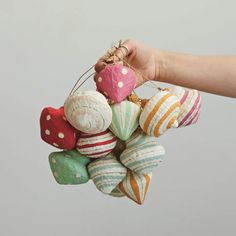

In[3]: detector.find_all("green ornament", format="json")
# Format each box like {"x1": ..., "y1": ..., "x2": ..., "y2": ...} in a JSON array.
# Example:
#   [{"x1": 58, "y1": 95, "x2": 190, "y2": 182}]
[{"x1": 49, "y1": 149, "x2": 91, "y2": 185}]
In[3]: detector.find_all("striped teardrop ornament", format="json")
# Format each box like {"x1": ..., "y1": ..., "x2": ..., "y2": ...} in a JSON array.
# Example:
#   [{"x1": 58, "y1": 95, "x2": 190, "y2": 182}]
[
  {"x1": 120, "y1": 130, "x2": 165, "y2": 174},
  {"x1": 64, "y1": 91, "x2": 112, "y2": 134},
  {"x1": 88, "y1": 153, "x2": 127, "y2": 194},
  {"x1": 119, "y1": 171, "x2": 152, "y2": 205},
  {"x1": 139, "y1": 90, "x2": 180, "y2": 137},
  {"x1": 170, "y1": 86, "x2": 201, "y2": 127},
  {"x1": 76, "y1": 130, "x2": 117, "y2": 158},
  {"x1": 109, "y1": 101, "x2": 141, "y2": 141}
]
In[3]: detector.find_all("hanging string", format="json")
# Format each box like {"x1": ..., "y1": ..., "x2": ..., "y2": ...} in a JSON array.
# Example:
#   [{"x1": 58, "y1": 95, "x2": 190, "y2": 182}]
[
  {"x1": 68, "y1": 42, "x2": 163, "y2": 98},
  {"x1": 72, "y1": 72, "x2": 96, "y2": 95},
  {"x1": 69, "y1": 64, "x2": 95, "y2": 96}
]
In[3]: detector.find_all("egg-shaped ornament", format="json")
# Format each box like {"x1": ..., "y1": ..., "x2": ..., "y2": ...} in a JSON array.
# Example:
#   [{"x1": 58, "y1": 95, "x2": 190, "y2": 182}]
[
  {"x1": 109, "y1": 100, "x2": 141, "y2": 141},
  {"x1": 76, "y1": 130, "x2": 117, "y2": 158},
  {"x1": 139, "y1": 90, "x2": 181, "y2": 137},
  {"x1": 88, "y1": 153, "x2": 127, "y2": 194},
  {"x1": 96, "y1": 64, "x2": 137, "y2": 103},
  {"x1": 64, "y1": 91, "x2": 112, "y2": 134},
  {"x1": 120, "y1": 130, "x2": 165, "y2": 174},
  {"x1": 170, "y1": 86, "x2": 201, "y2": 127}
]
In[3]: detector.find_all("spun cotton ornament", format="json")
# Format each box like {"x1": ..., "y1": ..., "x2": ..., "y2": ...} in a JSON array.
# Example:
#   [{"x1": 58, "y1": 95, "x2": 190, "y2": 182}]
[
  {"x1": 139, "y1": 90, "x2": 181, "y2": 137},
  {"x1": 76, "y1": 130, "x2": 117, "y2": 158},
  {"x1": 170, "y1": 86, "x2": 201, "y2": 127},
  {"x1": 40, "y1": 106, "x2": 78, "y2": 150},
  {"x1": 109, "y1": 100, "x2": 141, "y2": 141},
  {"x1": 88, "y1": 153, "x2": 127, "y2": 194},
  {"x1": 96, "y1": 64, "x2": 137, "y2": 103},
  {"x1": 64, "y1": 91, "x2": 112, "y2": 134},
  {"x1": 49, "y1": 149, "x2": 91, "y2": 185},
  {"x1": 119, "y1": 171, "x2": 152, "y2": 205},
  {"x1": 120, "y1": 130, "x2": 165, "y2": 174}
]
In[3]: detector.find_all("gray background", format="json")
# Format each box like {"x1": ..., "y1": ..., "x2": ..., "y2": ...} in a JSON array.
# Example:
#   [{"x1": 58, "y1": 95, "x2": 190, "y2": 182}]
[{"x1": 0, "y1": 0, "x2": 236, "y2": 235}]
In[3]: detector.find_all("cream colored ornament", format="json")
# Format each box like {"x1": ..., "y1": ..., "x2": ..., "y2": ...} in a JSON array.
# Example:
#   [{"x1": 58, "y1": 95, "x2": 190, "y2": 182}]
[
  {"x1": 64, "y1": 91, "x2": 112, "y2": 134},
  {"x1": 139, "y1": 90, "x2": 180, "y2": 137}
]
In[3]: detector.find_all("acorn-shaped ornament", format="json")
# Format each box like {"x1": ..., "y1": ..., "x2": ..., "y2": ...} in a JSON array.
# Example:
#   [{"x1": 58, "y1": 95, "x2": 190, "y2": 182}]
[
  {"x1": 109, "y1": 100, "x2": 141, "y2": 141},
  {"x1": 119, "y1": 171, "x2": 152, "y2": 205}
]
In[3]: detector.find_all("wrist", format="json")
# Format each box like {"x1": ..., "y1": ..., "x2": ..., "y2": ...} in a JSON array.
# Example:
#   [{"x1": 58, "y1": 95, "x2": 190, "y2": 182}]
[{"x1": 154, "y1": 49, "x2": 168, "y2": 82}]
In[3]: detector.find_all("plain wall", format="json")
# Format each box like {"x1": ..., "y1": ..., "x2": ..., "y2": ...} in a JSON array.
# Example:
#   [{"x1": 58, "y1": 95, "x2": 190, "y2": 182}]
[{"x1": 0, "y1": 0, "x2": 236, "y2": 235}]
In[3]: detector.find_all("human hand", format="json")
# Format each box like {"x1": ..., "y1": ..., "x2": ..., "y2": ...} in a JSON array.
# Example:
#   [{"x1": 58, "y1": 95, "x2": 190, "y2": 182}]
[
  {"x1": 94, "y1": 39, "x2": 160, "y2": 87},
  {"x1": 95, "y1": 39, "x2": 236, "y2": 98}
]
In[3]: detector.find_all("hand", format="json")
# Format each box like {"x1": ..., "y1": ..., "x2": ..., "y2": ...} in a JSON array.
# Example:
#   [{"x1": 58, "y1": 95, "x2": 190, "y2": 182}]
[{"x1": 94, "y1": 39, "x2": 160, "y2": 87}]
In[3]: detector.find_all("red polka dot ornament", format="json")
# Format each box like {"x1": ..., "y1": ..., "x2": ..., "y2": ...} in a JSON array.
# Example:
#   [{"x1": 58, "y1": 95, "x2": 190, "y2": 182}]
[{"x1": 40, "y1": 107, "x2": 78, "y2": 150}]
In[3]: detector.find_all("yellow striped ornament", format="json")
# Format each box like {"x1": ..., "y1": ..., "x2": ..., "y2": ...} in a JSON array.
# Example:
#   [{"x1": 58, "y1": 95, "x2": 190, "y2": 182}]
[
  {"x1": 118, "y1": 171, "x2": 152, "y2": 205},
  {"x1": 139, "y1": 90, "x2": 181, "y2": 137}
]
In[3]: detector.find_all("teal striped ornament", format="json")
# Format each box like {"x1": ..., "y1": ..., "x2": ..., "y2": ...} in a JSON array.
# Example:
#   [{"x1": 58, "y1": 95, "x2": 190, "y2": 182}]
[
  {"x1": 120, "y1": 130, "x2": 165, "y2": 174},
  {"x1": 109, "y1": 101, "x2": 141, "y2": 141},
  {"x1": 88, "y1": 153, "x2": 127, "y2": 194}
]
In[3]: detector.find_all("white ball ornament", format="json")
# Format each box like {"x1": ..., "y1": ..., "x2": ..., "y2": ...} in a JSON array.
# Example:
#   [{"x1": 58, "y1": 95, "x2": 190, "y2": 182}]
[{"x1": 64, "y1": 91, "x2": 112, "y2": 134}]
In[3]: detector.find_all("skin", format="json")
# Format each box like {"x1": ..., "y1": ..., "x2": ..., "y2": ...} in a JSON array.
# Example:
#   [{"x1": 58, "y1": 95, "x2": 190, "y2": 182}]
[{"x1": 95, "y1": 39, "x2": 236, "y2": 98}]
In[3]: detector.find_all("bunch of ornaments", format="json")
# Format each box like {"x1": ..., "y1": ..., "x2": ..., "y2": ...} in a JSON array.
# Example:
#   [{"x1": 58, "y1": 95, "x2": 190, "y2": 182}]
[{"x1": 40, "y1": 63, "x2": 201, "y2": 205}]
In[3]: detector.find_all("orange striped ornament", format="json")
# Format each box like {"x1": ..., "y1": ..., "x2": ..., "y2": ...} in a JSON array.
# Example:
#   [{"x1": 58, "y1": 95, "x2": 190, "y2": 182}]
[
  {"x1": 118, "y1": 171, "x2": 152, "y2": 205},
  {"x1": 139, "y1": 90, "x2": 180, "y2": 137}
]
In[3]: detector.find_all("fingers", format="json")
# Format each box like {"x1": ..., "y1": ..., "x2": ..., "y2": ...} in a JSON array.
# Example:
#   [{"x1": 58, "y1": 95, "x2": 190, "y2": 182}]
[
  {"x1": 94, "y1": 39, "x2": 136, "y2": 73},
  {"x1": 94, "y1": 59, "x2": 106, "y2": 74},
  {"x1": 113, "y1": 39, "x2": 133, "y2": 61}
]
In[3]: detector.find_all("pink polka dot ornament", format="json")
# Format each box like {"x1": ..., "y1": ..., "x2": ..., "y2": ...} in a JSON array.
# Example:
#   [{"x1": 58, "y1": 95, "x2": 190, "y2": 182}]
[{"x1": 96, "y1": 64, "x2": 137, "y2": 103}]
